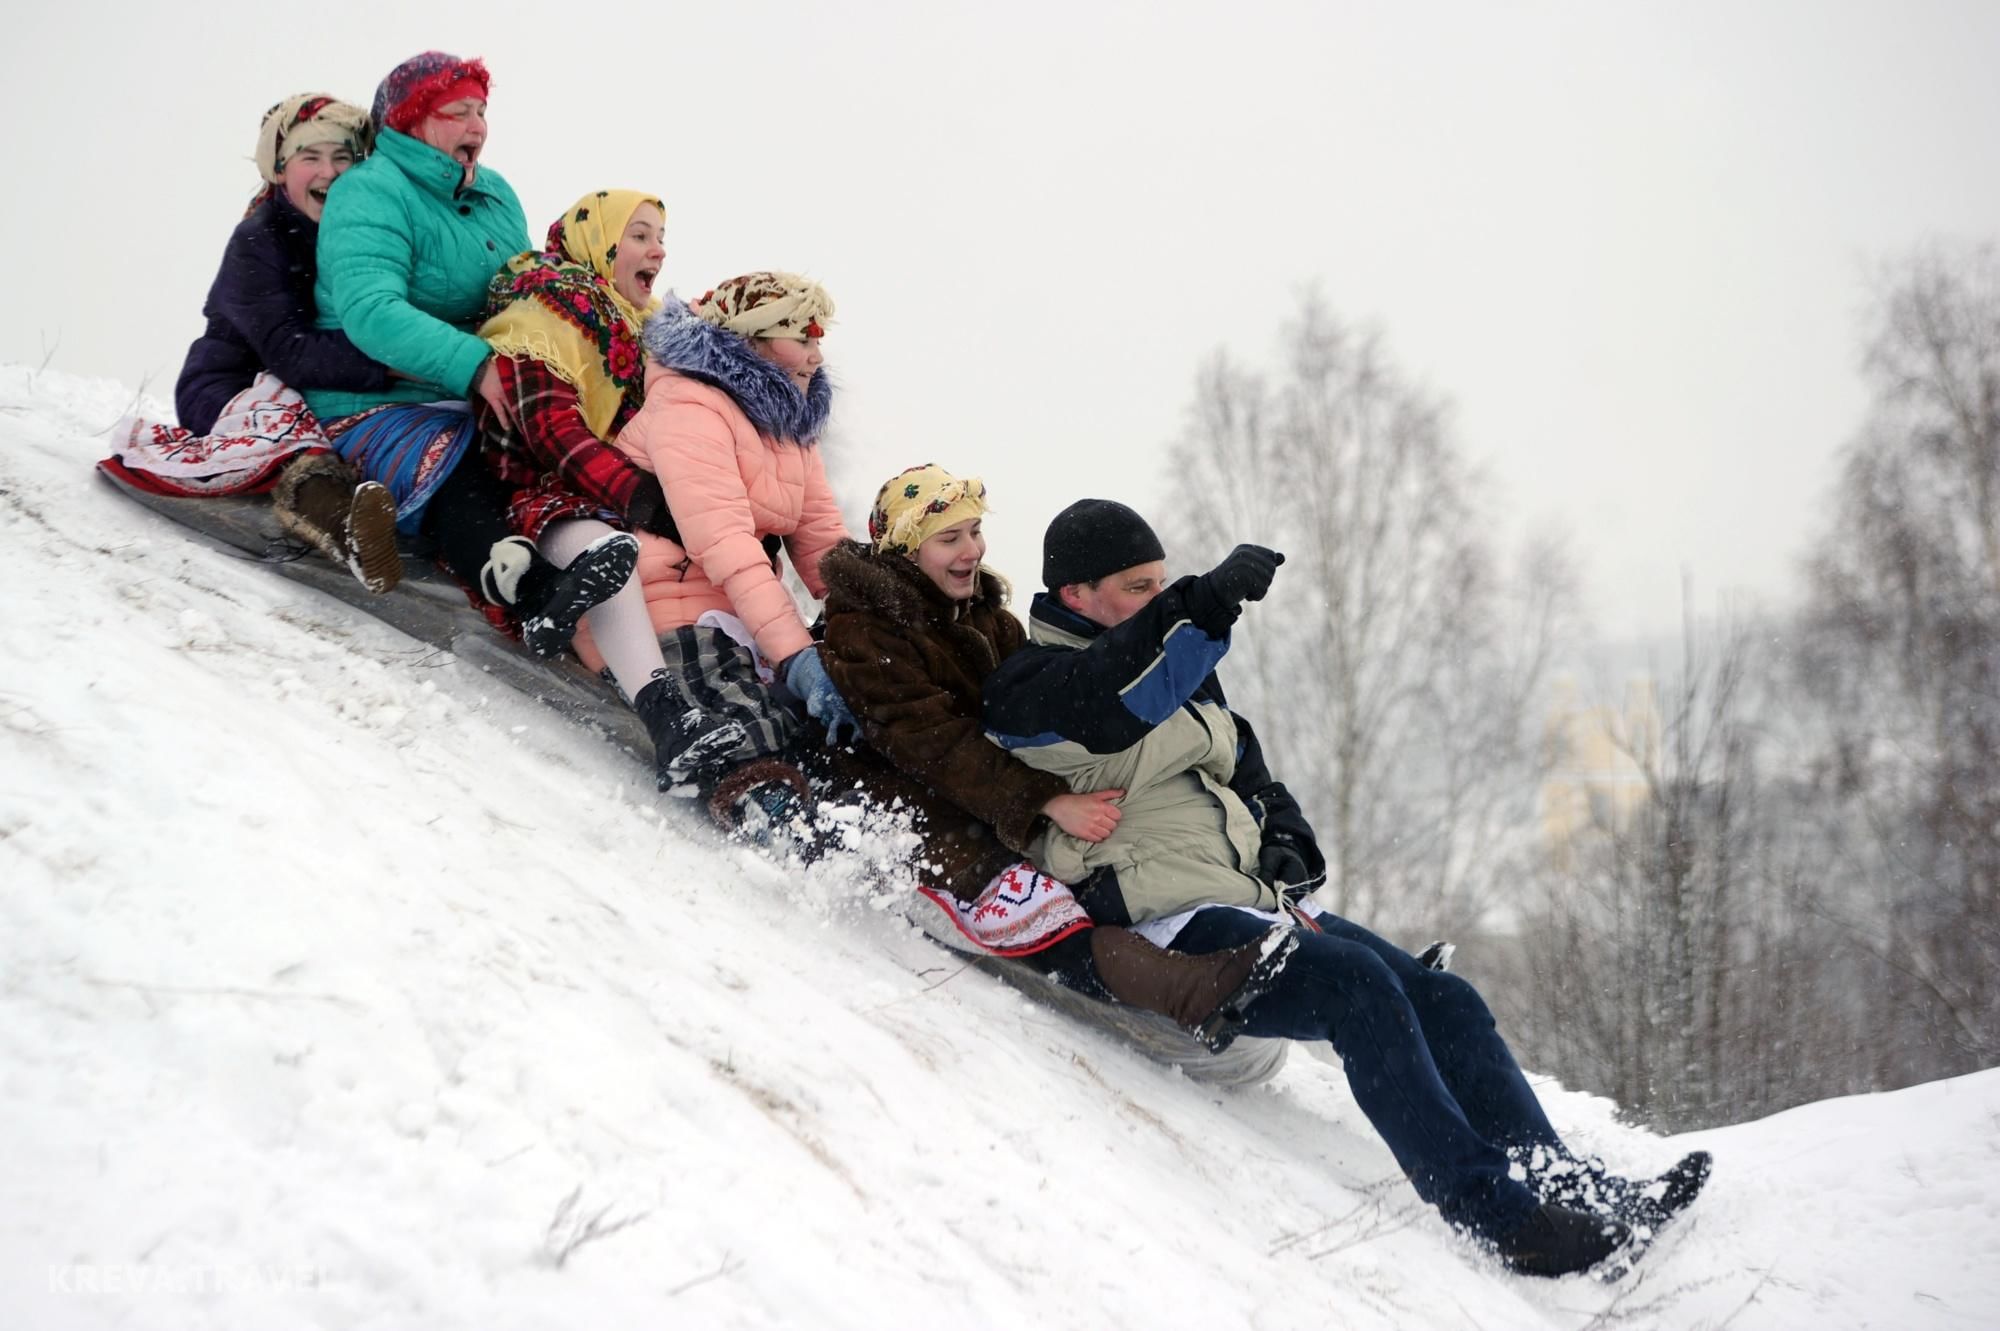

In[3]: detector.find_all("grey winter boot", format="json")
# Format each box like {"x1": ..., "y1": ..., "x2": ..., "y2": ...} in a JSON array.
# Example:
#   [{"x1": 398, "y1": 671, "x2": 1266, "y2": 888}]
[
  {"x1": 1088, "y1": 924, "x2": 1300, "y2": 1052},
  {"x1": 272, "y1": 452, "x2": 402, "y2": 593}
]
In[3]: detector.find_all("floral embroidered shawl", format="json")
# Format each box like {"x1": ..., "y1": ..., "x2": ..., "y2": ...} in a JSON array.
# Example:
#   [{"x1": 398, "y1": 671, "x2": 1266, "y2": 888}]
[{"x1": 479, "y1": 189, "x2": 664, "y2": 440}]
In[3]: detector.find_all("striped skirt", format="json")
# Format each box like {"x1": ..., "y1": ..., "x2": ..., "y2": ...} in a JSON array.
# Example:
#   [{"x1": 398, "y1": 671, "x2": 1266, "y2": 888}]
[{"x1": 323, "y1": 402, "x2": 476, "y2": 535}]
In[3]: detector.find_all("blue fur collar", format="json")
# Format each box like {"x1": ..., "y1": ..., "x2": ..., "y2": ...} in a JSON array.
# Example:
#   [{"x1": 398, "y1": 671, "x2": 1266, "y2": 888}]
[{"x1": 641, "y1": 297, "x2": 832, "y2": 445}]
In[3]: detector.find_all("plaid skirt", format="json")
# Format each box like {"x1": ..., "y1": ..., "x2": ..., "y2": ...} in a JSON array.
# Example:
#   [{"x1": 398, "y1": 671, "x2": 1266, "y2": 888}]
[{"x1": 651, "y1": 624, "x2": 801, "y2": 772}]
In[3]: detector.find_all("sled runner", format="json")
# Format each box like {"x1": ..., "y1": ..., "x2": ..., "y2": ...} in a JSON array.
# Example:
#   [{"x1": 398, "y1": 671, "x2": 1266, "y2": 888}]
[
  {"x1": 96, "y1": 466, "x2": 1289, "y2": 1088},
  {"x1": 916, "y1": 920, "x2": 1286, "y2": 1087}
]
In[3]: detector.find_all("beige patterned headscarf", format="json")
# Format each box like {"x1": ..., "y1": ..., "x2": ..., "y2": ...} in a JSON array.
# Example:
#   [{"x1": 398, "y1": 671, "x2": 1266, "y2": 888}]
[
  {"x1": 255, "y1": 93, "x2": 372, "y2": 183},
  {"x1": 692, "y1": 271, "x2": 834, "y2": 341}
]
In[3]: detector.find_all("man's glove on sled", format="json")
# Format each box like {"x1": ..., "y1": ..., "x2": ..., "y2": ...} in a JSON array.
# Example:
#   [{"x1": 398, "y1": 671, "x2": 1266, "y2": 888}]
[
  {"x1": 1258, "y1": 841, "x2": 1315, "y2": 899},
  {"x1": 1186, "y1": 544, "x2": 1285, "y2": 633},
  {"x1": 783, "y1": 646, "x2": 861, "y2": 746}
]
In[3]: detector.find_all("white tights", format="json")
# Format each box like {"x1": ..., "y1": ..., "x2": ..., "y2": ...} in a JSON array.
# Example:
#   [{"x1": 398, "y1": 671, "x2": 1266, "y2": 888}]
[{"x1": 537, "y1": 518, "x2": 667, "y2": 704}]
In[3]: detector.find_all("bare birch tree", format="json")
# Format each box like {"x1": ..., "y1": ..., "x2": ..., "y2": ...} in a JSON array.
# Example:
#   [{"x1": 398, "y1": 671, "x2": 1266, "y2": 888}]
[
  {"x1": 1158, "y1": 292, "x2": 1576, "y2": 935},
  {"x1": 1791, "y1": 240, "x2": 2000, "y2": 1079},
  {"x1": 1500, "y1": 243, "x2": 2000, "y2": 1130}
]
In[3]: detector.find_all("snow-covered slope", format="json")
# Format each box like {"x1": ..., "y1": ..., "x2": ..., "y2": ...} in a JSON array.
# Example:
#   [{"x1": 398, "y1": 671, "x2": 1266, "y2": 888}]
[{"x1": 3, "y1": 365, "x2": 1996, "y2": 1330}]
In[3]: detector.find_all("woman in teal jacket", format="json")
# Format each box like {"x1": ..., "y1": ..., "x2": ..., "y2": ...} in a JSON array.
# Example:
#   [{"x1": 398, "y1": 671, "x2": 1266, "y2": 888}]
[{"x1": 307, "y1": 50, "x2": 633, "y2": 654}]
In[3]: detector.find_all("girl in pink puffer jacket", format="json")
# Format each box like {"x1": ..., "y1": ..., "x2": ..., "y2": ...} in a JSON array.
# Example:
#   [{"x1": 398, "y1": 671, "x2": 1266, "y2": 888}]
[{"x1": 587, "y1": 272, "x2": 858, "y2": 837}]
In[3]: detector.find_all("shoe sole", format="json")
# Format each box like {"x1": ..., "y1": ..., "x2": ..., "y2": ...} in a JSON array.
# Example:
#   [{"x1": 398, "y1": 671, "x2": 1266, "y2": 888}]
[
  {"x1": 1594, "y1": 1153, "x2": 1711, "y2": 1282},
  {"x1": 345, "y1": 482, "x2": 403, "y2": 594},
  {"x1": 522, "y1": 534, "x2": 640, "y2": 658},
  {"x1": 1655, "y1": 1150, "x2": 1712, "y2": 1216},
  {"x1": 1196, "y1": 926, "x2": 1302, "y2": 1053},
  {"x1": 732, "y1": 788, "x2": 807, "y2": 849}
]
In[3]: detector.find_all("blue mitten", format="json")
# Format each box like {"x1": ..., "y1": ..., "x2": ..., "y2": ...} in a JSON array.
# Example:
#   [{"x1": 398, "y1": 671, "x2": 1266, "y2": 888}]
[{"x1": 783, "y1": 646, "x2": 861, "y2": 746}]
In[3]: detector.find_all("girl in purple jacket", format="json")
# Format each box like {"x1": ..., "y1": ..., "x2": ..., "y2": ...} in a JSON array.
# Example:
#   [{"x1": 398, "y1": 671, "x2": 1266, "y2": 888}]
[{"x1": 155, "y1": 94, "x2": 400, "y2": 592}]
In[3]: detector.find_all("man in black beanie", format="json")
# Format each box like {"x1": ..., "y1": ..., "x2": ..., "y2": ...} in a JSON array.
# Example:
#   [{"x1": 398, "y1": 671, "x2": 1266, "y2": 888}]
[
  {"x1": 1040, "y1": 498, "x2": 1166, "y2": 588},
  {"x1": 980, "y1": 500, "x2": 1708, "y2": 1278},
  {"x1": 1038, "y1": 498, "x2": 1283, "y2": 637}
]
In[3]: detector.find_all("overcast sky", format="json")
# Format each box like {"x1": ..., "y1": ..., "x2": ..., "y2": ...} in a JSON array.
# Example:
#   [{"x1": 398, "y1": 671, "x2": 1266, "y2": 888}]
[{"x1": 7, "y1": 0, "x2": 1997, "y2": 639}]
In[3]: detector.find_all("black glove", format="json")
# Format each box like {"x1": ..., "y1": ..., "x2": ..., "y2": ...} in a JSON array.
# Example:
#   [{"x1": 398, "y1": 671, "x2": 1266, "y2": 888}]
[
  {"x1": 625, "y1": 475, "x2": 682, "y2": 540},
  {"x1": 1187, "y1": 544, "x2": 1284, "y2": 632},
  {"x1": 1258, "y1": 841, "x2": 1312, "y2": 892}
]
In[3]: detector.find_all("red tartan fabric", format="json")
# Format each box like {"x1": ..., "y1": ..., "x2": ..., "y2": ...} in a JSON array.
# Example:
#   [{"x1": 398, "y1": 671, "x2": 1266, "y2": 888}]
[
  {"x1": 504, "y1": 478, "x2": 605, "y2": 542},
  {"x1": 481, "y1": 354, "x2": 646, "y2": 517},
  {"x1": 458, "y1": 353, "x2": 635, "y2": 637},
  {"x1": 465, "y1": 487, "x2": 609, "y2": 647}
]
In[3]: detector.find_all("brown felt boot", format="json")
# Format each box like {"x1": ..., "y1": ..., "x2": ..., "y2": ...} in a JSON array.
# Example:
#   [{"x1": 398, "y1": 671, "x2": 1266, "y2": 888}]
[
  {"x1": 272, "y1": 453, "x2": 402, "y2": 594},
  {"x1": 706, "y1": 757, "x2": 816, "y2": 853},
  {"x1": 1088, "y1": 924, "x2": 1300, "y2": 1052}
]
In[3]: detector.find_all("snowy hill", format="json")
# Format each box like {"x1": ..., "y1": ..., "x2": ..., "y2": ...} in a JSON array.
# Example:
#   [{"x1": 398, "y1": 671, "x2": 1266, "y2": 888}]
[{"x1": 3, "y1": 364, "x2": 1997, "y2": 1330}]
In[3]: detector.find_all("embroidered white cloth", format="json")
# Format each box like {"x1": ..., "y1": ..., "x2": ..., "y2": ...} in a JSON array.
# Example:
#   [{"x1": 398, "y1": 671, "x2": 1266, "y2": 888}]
[
  {"x1": 917, "y1": 861, "x2": 1092, "y2": 957},
  {"x1": 107, "y1": 373, "x2": 328, "y2": 496}
]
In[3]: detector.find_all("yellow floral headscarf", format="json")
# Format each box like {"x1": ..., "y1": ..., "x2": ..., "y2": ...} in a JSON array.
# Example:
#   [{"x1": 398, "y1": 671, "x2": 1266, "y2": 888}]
[
  {"x1": 870, "y1": 464, "x2": 989, "y2": 557},
  {"x1": 479, "y1": 189, "x2": 666, "y2": 441}
]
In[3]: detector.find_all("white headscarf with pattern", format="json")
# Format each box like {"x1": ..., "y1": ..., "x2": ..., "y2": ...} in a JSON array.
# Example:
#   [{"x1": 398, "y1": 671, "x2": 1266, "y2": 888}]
[{"x1": 692, "y1": 271, "x2": 834, "y2": 341}]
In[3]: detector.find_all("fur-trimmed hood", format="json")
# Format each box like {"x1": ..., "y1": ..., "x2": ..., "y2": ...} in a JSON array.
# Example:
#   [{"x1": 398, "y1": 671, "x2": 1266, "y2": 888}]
[
  {"x1": 820, "y1": 538, "x2": 1013, "y2": 630},
  {"x1": 641, "y1": 296, "x2": 833, "y2": 445}
]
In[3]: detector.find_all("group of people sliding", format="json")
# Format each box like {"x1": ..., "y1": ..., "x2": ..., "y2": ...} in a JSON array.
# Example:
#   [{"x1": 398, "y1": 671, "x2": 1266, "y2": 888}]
[{"x1": 115, "y1": 50, "x2": 1710, "y2": 1278}]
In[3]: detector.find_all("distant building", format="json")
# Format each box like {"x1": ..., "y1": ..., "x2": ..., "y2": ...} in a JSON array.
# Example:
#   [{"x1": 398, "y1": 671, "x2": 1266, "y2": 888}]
[{"x1": 1540, "y1": 675, "x2": 1660, "y2": 866}]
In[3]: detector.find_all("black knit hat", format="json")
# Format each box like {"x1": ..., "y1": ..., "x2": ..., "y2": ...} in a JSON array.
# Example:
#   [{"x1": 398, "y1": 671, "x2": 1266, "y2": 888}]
[{"x1": 1042, "y1": 499, "x2": 1166, "y2": 589}]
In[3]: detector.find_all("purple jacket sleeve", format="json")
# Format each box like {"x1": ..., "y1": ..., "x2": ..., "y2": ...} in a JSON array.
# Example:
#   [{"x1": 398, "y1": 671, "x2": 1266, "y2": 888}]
[{"x1": 214, "y1": 220, "x2": 388, "y2": 396}]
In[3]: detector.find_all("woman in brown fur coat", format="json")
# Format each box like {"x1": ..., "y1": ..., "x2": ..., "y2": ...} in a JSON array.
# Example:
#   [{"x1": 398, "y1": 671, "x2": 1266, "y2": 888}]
[{"x1": 819, "y1": 465, "x2": 1293, "y2": 1047}]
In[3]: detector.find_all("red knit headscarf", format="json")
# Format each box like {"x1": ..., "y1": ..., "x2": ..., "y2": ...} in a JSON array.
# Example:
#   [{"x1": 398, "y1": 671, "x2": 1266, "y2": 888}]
[{"x1": 371, "y1": 53, "x2": 492, "y2": 136}]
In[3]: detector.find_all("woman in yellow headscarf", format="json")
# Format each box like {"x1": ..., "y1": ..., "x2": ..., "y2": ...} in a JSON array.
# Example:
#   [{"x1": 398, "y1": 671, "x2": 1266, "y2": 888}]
[{"x1": 472, "y1": 189, "x2": 692, "y2": 785}]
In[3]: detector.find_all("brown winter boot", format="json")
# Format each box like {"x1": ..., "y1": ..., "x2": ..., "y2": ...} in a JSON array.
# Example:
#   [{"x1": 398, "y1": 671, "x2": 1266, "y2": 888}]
[
  {"x1": 272, "y1": 452, "x2": 403, "y2": 594},
  {"x1": 706, "y1": 757, "x2": 814, "y2": 850},
  {"x1": 1088, "y1": 924, "x2": 1300, "y2": 1052}
]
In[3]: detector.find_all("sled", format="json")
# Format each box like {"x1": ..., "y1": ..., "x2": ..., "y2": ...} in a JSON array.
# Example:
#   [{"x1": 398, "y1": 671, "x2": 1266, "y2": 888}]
[
  {"x1": 96, "y1": 467, "x2": 1289, "y2": 1088},
  {"x1": 955, "y1": 948, "x2": 1288, "y2": 1085},
  {"x1": 94, "y1": 466, "x2": 650, "y2": 752}
]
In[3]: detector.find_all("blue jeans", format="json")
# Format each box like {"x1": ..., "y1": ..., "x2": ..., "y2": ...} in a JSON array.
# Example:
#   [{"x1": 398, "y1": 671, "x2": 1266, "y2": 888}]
[{"x1": 1167, "y1": 907, "x2": 1560, "y2": 1236}]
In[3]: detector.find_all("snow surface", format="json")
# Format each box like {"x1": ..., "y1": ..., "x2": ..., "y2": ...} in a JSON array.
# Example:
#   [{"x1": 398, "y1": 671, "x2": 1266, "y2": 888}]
[{"x1": 3, "y1": 364, "x2": 1997, "y2": 1329}]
